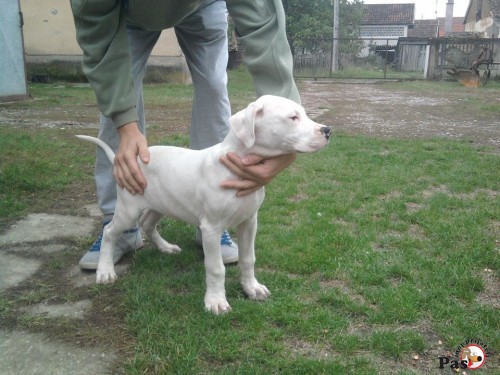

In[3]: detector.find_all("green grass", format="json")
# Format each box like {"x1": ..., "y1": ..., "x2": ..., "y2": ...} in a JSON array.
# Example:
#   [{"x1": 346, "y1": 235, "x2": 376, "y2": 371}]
[
  {"x1": 0, "y1": 68, "x2": 253, "y2": 226},
  {"x1": 20, "y1": 83, "x2": 97, "y2": 108},
  {"x1": 0, "y1": 128, "x2": 95, "y2": 224},
  {"x1": 295, "y1": 66, "x2": 427, "y2": 80},
  {"x1": 0, "y1": 70, "x2": 498, "y2": 373},
  {"x1": 120, "y1": 135, "x2": 499, "y2": 373}
]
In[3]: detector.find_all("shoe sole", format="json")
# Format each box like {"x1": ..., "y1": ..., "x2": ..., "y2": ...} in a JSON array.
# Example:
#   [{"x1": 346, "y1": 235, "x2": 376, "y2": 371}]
[{"x1": 79, "y1": 243, "x2": 144, "y2": 270}]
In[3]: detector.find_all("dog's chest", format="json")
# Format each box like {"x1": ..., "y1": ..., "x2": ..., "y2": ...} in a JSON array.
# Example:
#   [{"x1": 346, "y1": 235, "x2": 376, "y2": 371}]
[{"x1": 206, "y1": 188, "x2": 265, "y2": 227}]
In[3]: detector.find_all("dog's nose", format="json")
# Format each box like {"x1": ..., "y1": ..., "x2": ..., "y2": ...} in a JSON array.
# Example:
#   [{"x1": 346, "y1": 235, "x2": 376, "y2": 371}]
[{"x1": 320, "y1": 126, "x2": 331, "y2": 140}]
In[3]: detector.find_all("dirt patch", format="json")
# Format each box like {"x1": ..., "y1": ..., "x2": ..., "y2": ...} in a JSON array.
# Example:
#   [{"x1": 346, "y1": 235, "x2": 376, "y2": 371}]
[
  {"x1": 476, "y1": 268, "x2": 500, "y2": 309},
  {"x1": 319, "y1": 278, "x2": 367, "y2": 305},
  {"x1": 0, "y1": 96, "x2": 192, "y2": 137},
  {"x1": 2, "y1": 80, "x2": 499, "y2": 153},
  {"x1": 300, "y1": 80, "x2": 500, "y2": 151}
]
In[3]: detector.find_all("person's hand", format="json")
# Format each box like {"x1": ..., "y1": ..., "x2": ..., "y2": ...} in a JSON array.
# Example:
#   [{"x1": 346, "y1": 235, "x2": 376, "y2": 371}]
[
  {"x1": 219, "y1": 153, "x2": 296, "y2": 197},
  {"x1": 114, "y1": 122, "x2": 150, "y2": 195}
]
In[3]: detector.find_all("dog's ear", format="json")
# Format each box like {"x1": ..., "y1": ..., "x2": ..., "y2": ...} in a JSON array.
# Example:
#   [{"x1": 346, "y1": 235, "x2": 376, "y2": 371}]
[{"x1": 230, "y1": 101, "x2": 264, "y2": 148}]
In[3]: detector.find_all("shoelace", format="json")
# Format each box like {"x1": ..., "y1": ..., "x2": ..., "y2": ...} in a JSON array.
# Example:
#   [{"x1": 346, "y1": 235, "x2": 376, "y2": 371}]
[
  {"x1": 90, "y1": 221, "x2": 138, "y2": 252},
  {"x1": 90, "y1": 232, "x2": 104, "y2": 252},
  {"x1": 220, "y1": 231, "x2": 233, "y2": 246},
  {"x1": 89, "y1": 221, "x2": 110, "y2": 252}
]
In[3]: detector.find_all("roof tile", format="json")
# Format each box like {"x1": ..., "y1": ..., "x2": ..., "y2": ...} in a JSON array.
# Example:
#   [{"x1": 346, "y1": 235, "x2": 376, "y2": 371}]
[
  {"x1": 362, "y1": 4, "x2": 415, "y2": 25},
  {"x1": 408, "y1": 19, "x2": 439, "y2": 38}
]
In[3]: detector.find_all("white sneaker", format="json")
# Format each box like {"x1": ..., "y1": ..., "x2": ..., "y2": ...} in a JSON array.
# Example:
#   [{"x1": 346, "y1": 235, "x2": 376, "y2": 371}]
[
  {"x1": 196, "y1": 228, "x2": 239, "y2": 264},
  {"x1": 79, "y1": 222, "x2": 144, "y2": 270}
]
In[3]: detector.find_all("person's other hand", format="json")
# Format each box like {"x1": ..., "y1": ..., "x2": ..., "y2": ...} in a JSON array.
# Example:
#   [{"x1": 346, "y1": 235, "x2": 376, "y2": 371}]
[
  {"x1": 219, "y1": 153, "x2": 296, "y2": 197},
  {"x1": 114, "y1": 122, "x2": 150, "y2": 195}
]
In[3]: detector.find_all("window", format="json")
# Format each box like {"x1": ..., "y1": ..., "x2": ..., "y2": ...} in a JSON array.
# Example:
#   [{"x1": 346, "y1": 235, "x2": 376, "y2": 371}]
[
  {"x1": 476, "y1": 0, "x2": 483, "y2": 21},
  {"x1": 360, "y1": 25, "x2": 405, "y2": 38}
]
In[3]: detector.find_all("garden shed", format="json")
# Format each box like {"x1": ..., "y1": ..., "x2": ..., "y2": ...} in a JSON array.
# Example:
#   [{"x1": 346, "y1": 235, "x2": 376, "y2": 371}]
[
  {"x1": 397, "y1": 38, "x2": 430, "y2": 73},
  {"x1": 397, "y1": 19, "x2": 439, "y2": 73}
]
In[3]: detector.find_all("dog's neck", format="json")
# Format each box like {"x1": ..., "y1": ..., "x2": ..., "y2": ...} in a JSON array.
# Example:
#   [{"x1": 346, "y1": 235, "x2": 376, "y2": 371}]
[
  {"x1": 219, "y1": 131, "x2": 250, "y2": 157},
  {"x1": 218, "y1": 130, "x2": 285, "y2": 158}
]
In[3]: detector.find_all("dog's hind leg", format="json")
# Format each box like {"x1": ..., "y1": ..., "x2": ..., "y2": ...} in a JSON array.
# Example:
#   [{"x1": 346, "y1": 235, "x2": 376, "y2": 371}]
[
  {"x1": 237, "y1": 213, "x2": 270, "y2": 301},
  {"x1": 140, "y1": 209, "x2": 181, "y2": 254}
]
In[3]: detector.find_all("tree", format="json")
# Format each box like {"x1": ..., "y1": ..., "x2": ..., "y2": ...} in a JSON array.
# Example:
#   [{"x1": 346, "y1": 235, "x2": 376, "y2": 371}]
[{"x1": 285, "y1": 0, "x2": 364, "y2": 58}]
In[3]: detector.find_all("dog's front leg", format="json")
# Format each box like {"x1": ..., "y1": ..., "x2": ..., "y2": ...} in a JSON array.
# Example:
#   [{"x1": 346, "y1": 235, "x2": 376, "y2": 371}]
[
  {"x1": 96, "y1": 222, "x2": 118, "y2": 283},
  {"x1": 201, "y1": 226, "x2": 231, "y2": 314},
  {"x1": 238, "y1": 214, "x2": 270, "y2": 300}
]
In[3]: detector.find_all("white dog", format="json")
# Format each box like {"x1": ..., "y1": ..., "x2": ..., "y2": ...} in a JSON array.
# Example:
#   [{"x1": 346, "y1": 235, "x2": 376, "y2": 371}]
[{"x1": 77, "y1": 95, "x2": 330, "y2": 314}]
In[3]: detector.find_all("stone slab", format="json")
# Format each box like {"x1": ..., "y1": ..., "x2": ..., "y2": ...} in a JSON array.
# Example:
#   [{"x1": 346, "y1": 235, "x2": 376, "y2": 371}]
[
  {"x1": 0, "y1": 254, "x2": 41, "y2": 292},
  {"x1": 21, "y1": 300, "x2": 92, "y2": 320},
  {"x1": 0, "y1": 214, "x2": 95, "y2": 245},
  {"x1": 0, "y1": 330, "x2": 115, "y2": 375},
  {"x1": 2, "y1": 243, "x2": 68, "y2": 254}
]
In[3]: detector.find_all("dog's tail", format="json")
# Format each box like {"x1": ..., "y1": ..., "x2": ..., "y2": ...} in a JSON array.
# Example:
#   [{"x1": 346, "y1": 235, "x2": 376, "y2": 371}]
[{"x1": 76, "y1": 135, "x2": 115, "y2": 163}]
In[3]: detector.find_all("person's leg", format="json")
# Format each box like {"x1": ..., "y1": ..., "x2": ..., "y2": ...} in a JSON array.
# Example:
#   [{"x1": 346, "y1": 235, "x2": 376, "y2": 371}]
[
  {"x1": 95, "y1": 27, "x2": 161, "y2": 219},
  {"x1": 174, "y1": 0, "x2": 231, "y2": 150},
  {"x1": 226, "y1": 0, "x2": 300, "y2": 103},
  {"x1": 175, "y1": 0, "x2": 238, "y2": 264},
  {"x1": 81, "y1": 27, "x2": 161, "y2": 270}
]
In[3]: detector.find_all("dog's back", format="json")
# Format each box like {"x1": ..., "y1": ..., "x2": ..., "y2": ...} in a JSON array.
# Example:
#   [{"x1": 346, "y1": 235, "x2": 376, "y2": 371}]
[{"x1": 123, "y1": 144, "x2": 264, "y2": 228}]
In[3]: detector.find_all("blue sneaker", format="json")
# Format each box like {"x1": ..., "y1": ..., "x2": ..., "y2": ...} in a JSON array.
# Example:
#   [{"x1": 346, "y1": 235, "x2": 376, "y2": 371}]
[
  {"x1": 196, "y1": 229, "x2": 239, "y2": 264},
  {"x1": 79, "y1": 221, "x2": 144, "y2": 270}
]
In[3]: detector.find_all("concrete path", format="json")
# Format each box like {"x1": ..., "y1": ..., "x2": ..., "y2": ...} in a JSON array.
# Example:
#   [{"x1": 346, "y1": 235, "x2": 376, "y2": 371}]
[{"x1": 0, "y1": 207, "x2": 123, "y2": 374}]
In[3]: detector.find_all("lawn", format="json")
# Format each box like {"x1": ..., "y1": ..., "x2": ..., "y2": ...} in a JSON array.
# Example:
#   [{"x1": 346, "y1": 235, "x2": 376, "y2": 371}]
[
  {"x1": 0, "y1": 69, "x2": 498, "y2": 374},
  {"x1": 121, "y1": 135, "x2": 498, "y2": 374}
]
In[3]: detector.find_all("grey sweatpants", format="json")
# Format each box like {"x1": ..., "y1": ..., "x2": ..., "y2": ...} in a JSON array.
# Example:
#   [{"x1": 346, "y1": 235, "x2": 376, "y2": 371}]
[
  {"x1": 95, "y1": 0, "x2": 300, "y2": 219},
  {"x1": 95, "y1": 0, "x2": 230, "y2": 218}
]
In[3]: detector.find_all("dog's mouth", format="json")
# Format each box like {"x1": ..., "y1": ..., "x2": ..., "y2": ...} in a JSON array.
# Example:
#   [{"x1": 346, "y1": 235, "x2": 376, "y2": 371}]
[
  {"x1": 295, "y1": 141, "x2": 329, "y2": 153},
  {"x1": 320, "y1": 126, "x2": 331, "y2": 140}
]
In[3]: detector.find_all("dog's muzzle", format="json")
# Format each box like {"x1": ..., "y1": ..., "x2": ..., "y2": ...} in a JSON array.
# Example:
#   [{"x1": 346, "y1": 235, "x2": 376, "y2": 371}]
[{"x1": 320, "y1": 126, "x2": 331, "y2": 140}]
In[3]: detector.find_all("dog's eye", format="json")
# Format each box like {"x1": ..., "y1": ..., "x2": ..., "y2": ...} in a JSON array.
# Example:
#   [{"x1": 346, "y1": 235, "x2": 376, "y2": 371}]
[{"x1": 290, "y1": 115, "x2": 300, "y2": 122}]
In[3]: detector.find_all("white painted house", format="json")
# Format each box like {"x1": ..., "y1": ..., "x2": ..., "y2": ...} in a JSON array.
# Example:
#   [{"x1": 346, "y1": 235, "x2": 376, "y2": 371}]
[
  {"x1": 359, "y1": 3, "x2": 415, "y2": 60},
  {"x1": 360, "y1": 3, "x2": 415, "y2": 47},
  {"x1": 18, "y1": 0, "x2": 189, "y2": 83}
]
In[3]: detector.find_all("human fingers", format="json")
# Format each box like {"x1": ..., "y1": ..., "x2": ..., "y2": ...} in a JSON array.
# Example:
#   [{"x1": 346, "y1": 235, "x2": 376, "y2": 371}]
[
  {"x1": 114, "y1": 149, "x2": 145, "y2": 195},
  {"x1": 227, "y1": 152, "x2": 296, "y2": 183},
  {"x1": 219, "y1": 153, "x2": 254, "y2": 181},
  {"x1": 221, "y1": 152, "x2": 274, "y2": 185},
  {"x1": 115, "y1": 123, "x2": 149, "y2": 194},
  {"x1": 239, "y1": 153, "x2": 265, "y2": 166},
  {"x1": 219, "y1": 178, "x2": 262, "y2": 196}
]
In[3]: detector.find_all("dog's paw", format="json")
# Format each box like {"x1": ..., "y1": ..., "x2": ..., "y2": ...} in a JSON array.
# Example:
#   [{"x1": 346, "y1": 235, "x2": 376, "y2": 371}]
[
  {"x1": 158, "y1": 243, "x2": 182, "y2": 254},
  {"x1": 154, "y1": 238, "x2": 182, "y2": 254},
  {"x1": 96, "y1": 268, "x2": 117, "y2": 284},
  {"x1": 204, "y1": 295, "x2": 232, "y2": 315},
  {"x1": 243, "y1": 281, "x2": 271, "y2": 301}
]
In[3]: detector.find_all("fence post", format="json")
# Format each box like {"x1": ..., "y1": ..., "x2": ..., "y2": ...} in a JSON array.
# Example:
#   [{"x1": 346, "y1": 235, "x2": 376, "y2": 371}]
[
  {"x1": 426, "y1": 38, "x2": 438, "y2": 79},
  {"x1": 331, "y1": 0, "x2": 340, "y2": 76},
  {"x1": 384, "y1": 39, "x2": 389, "y2": 79}
]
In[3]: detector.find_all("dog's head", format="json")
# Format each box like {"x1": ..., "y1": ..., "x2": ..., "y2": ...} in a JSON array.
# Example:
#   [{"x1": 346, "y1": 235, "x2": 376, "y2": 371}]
[{"x1": 229, "y1": 95, "x2": 331, "y2": 156}]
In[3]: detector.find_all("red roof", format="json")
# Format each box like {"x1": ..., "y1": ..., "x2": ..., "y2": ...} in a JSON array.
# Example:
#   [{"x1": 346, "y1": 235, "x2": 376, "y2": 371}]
[{"x1": 437, "y1": 17, "x2": 465, "y2": 36}]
